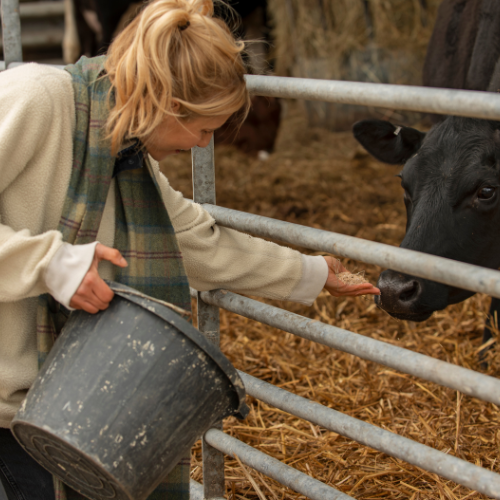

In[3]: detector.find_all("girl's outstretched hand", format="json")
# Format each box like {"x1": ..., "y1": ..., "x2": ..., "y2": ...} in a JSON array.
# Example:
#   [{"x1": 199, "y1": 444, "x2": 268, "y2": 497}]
[
  {"x1": 323, "y1": 256, "x2": 380, "y2": 297},
  {"x1": 69, "y1": 243, "x2": 128, "y2": 314}
]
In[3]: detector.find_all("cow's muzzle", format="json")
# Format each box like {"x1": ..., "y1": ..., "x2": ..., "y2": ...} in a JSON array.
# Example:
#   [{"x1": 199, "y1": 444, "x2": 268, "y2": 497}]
[{"x1": 375, "y1": 269, "x2": 448, "y2": 321}]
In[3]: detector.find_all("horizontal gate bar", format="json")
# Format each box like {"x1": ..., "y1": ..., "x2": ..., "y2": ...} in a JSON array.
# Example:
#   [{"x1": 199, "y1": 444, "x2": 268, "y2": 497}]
[
  {"x1": 199, "y1": 290, "x2": 500, "y2": 405},
  {"x1": 0, "y1": 30, "x2": 64, "y2": 50},
  {"x1": 204, "y1": 428, "x2": 354, "y2": 500},
  {"x1": 17, "y1": 2, "x2": 65, "y2": 18},
  {"x1": 245, "y1": 74, "x2": 500, "y2": 120},
  {"x1": 6, "y1": 61, "x2": 63, "y2": 70},
  {"x1": 0, "y1": 2, "x2": 65, "y2": 18},
  {"x1": 202, "y1": 204, "x2": 500, "y2": 300},
  {"x1": 1, "y1": 63, "x2": 499, "y2": 121},
  {"x1": 239, "y1": 371, "x2": 500, "y2": 499}
]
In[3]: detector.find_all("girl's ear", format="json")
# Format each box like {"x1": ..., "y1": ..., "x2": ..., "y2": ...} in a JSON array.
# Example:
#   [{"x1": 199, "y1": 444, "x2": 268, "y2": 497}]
[{"x1": 171, "y1": 99, "x2": 181, "y2": 113}]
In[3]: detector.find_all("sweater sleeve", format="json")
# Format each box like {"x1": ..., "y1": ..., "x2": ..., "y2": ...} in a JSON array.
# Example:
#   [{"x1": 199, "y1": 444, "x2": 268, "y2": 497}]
[
  {"x1": 0, "y1": 65, "x2": 72, "y2": 302},
  {"x1": 152, "y1": 159, "x2": 313, "y2": 300},
  {"x1": 0, "y1": 225, "x2": 63, "y2": 301}
]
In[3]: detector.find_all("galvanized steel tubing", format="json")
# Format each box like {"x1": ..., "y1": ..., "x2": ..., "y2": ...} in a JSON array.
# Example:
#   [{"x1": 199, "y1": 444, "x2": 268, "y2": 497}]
[
  {"x1": 0, "y1": 62, "x2": 63, "y2": 72},
  {"x1": 245, "y1": 74, "x2": 500, "y2": 121},
  {"x1": 0, "y1": 64, "x2": 498, "y2": 121},
  {"x1": 1, "y1": 0, "x2": 22, "y2": 67},
  {"x1": 199, "y1": 289, "x2": 500, "y2": 406},
  {"x1": 192, "y1": 137, "x2": 216, "y2": 204},
  {"x1": 18, "y1": 2, "x2": 65, "y2": 18},
  {"x1": 238, "y1": 372, "x2": 500, "y2": 499},
  {"x1": 204, "y1": 428, "x2": 354, "y2": 500},
  {"x1": 202, "y1": 204, "x2": 500, "y2": 300},
  {"x1": 192, "y1": 138, "x2": 227, "y2": 498}
]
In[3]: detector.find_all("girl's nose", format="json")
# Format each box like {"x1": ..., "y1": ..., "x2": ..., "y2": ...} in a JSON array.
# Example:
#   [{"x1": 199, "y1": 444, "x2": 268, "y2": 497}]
[{"x1": 197, "y1": 133, "x2": 213, "y2": 149}]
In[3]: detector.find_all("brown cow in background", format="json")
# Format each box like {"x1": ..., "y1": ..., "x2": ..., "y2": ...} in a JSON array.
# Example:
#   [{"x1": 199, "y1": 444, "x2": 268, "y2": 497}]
[{"x1": 423, "y1": 0, "x2": 500, "y2": 92}]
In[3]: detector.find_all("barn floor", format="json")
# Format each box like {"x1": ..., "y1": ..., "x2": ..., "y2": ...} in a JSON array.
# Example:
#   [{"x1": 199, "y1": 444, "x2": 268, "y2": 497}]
[{"x1": 160, "y1": 103, "x2": 500, "y2": 500}]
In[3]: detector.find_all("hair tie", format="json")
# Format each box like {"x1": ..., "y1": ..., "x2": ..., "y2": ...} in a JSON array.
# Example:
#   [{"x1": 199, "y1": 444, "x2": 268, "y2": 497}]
[{"x1": 179, "y1": 21, "x2": 190, "y2": 31}]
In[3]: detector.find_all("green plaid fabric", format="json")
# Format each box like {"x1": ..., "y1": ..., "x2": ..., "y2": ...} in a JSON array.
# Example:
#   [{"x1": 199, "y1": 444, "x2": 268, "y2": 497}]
[{"x1": 35, "y1": 55, "x2": 191, "y2": 500}]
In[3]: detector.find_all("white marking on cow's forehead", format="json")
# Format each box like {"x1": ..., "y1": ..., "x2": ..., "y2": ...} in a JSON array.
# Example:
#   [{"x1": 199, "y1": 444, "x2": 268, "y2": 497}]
[{"x1": 394, "y1": 126, "x2": 402, "y2": 136}]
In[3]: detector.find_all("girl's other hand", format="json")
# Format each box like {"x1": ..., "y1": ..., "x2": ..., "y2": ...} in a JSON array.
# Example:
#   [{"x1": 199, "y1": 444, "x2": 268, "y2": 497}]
[{"x1": 69, "y1": 243, "x2": 128, "y2": 313}]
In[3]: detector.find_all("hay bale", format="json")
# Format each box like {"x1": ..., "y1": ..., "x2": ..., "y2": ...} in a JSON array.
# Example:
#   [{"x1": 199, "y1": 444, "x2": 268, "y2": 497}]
[{"x1": 267, "y1": 0, "x2": 441, "y2": 129}]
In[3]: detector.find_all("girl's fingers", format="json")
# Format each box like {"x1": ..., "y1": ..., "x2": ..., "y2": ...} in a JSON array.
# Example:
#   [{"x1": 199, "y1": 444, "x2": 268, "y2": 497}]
[
  {"x1": 88, "y1": 292, "x2": 110, "y2": 310},
  {"x1": 70, "y1": 277, "x2": 114, "y2": 312},
  {"x1": 92, "y1": 278, "x2": 114, "y2": 304},
  {"x1": 345, "y1": 285, "x2": 380, "y2": 295},
  {"x1": 326, "y1": 282, "x2": 381, "y2": 297},
  {"x1": 69, "y1": 295, "x2": 99, "y2": 314},
  {"x1": 95, "y1": 243, "x2": 127, "y2": 267},
  {"x1": 71, "y1": 291, "x2": 109, "y2": 312}
]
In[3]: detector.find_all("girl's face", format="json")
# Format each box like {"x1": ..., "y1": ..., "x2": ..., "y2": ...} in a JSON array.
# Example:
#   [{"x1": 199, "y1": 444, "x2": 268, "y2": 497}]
[{"x1": 145, "y1": 110, "x2": 231, "y2": 162}]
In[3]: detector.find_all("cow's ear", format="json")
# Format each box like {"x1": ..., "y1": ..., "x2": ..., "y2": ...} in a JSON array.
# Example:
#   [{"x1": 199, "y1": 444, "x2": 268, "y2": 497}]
[{"x1": 353, "y1": 119, "x2": 426, "y2": 164}]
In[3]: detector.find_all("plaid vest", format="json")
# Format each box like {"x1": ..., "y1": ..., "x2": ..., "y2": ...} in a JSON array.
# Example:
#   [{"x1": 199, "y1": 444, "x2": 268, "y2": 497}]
[{"x1": 35, "y1": 56, "x2": 191, "y2": 500}]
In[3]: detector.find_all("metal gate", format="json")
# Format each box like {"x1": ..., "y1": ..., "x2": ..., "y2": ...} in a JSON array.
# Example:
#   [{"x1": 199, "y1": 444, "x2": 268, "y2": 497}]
[
  {"x1": 3, "y1": 1, "x2": 500, "y2": 498},
  {"x1": 189, "y1": 49, "x2": 500, "y2": 500}
]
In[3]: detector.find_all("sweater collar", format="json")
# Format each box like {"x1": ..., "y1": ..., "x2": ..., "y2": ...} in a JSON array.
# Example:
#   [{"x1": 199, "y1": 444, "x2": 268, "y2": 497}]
[{"x1": 113, "y1": 139, "x2": 144, "y2": 177}]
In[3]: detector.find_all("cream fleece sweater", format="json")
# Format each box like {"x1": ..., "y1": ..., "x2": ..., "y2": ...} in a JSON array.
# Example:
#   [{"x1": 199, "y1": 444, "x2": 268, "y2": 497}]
[{"x1": 0, "y1": 63, "x2": 327, "y2": 427}]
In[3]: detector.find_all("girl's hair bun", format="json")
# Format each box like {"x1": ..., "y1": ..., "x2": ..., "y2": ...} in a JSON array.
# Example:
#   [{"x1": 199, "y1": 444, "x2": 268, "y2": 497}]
[{"x1": 105, "y1": 0, "x2": 250, "y2": 154}]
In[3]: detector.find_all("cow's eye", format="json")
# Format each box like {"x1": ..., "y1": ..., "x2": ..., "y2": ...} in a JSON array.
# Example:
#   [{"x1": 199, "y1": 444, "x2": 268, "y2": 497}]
[{"x1": 478, "y1": 186, "x2": 496, "y2": 200}]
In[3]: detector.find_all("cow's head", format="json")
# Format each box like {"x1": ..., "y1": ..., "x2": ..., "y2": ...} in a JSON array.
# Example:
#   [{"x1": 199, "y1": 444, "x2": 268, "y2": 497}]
[{"x1": 353, "y1": 117, "x2": 500, "y2": 321}]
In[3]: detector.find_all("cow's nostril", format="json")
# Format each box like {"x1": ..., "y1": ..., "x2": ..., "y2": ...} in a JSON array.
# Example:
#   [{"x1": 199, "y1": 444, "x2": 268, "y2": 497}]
[{"x1": 399, "y1": 281, "x2": 420, "y2": 302}]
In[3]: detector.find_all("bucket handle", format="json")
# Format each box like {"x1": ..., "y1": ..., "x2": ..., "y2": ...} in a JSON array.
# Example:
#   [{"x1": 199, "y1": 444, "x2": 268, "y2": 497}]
[{"x1": 110, "y1": 285, "x2": 192, "y2": 319}]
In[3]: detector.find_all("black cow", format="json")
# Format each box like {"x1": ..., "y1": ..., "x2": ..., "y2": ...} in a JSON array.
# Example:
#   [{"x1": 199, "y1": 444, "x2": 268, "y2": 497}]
[
  {"x1": 353, "y1": 117, "x2": 500, "y2": 356},
  {"x1": 350, "y1": 0, "x2": 500, "y2": 360}
]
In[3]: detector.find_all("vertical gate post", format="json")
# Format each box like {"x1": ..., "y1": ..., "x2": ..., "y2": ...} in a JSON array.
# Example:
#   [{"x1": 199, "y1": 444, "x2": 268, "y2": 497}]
[
  {"x1": 192, "y1": 137, "x2": 226, "y2": 499},
  {"x1": 1, "y1": 0, "x2": 23, "y2": 67}
]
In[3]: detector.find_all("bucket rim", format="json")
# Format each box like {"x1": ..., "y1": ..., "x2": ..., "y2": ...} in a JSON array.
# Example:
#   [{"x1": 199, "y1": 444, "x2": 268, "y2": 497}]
[{"x1": 107, "y1": 281, "x2": 249, "y2": 419}]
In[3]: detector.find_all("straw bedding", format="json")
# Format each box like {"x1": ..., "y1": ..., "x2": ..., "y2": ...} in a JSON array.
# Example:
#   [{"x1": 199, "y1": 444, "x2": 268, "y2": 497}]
[{"x1": 160, "y1": 106, "x2": 500, "y2": 499}]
